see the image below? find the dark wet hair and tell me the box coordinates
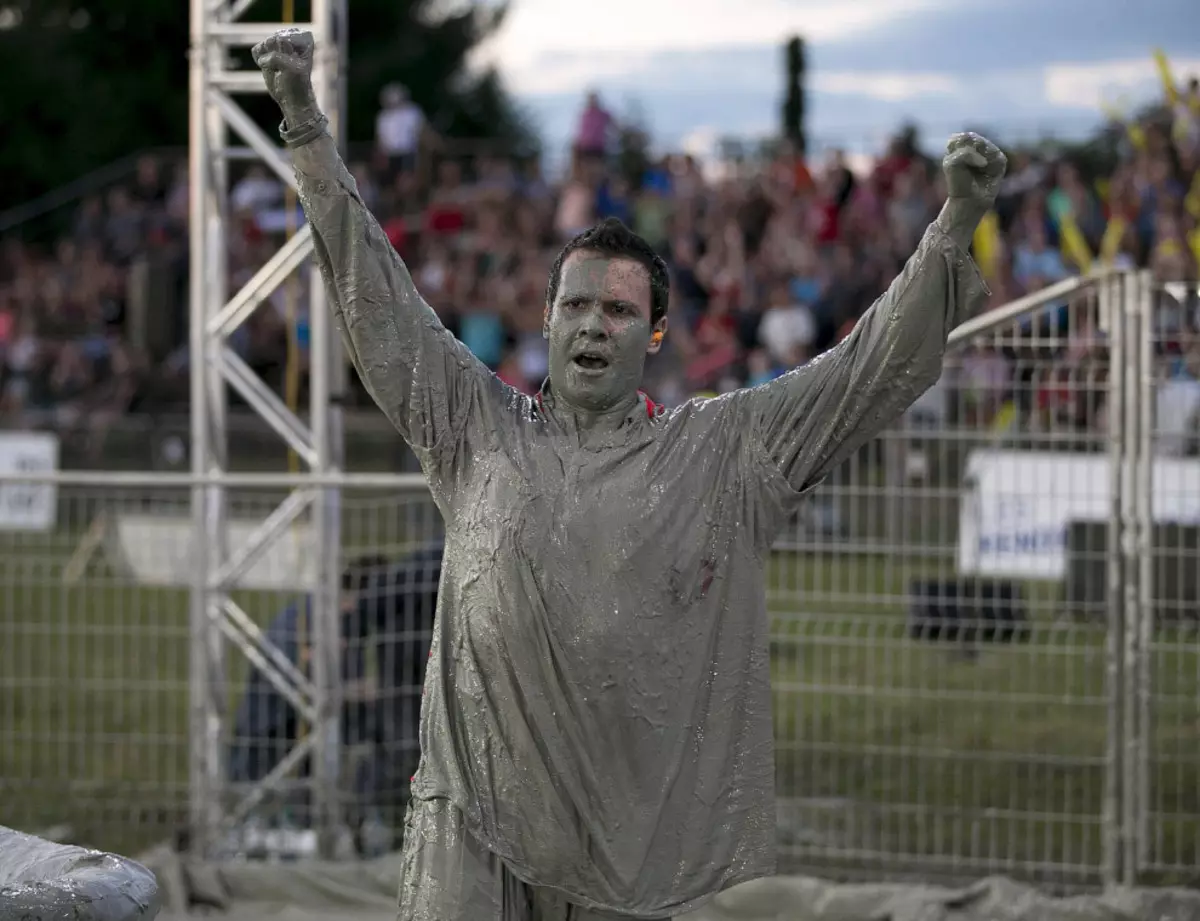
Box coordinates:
[546,217,670,324]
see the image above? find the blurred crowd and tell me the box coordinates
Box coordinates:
[2,78,1200,456]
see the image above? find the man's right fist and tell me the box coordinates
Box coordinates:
[252,28,317,116]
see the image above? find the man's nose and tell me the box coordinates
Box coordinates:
[577,306,609,338]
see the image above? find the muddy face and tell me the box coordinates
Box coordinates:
[545,252,665,414]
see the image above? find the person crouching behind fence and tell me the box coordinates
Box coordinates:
[353,541,444,823]
[226,556,388,810]
[226,549,444,849]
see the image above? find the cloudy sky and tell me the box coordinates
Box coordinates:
[470,0,1200,162]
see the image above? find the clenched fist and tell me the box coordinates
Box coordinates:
[252,27,318,123]
[941,132,1007,209]
[934,132,1007,247]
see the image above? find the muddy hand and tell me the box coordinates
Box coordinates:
[252,27,318,121]
[942,132,1007,209]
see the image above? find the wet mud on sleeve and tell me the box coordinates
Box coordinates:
[739,222,989,500]
[289,133,495,470]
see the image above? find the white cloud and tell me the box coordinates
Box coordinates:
[502,50,659,98]
[474,0,960,97]
[815,71,961,101]
[678,126,723,158]
[1042,57,1200,110]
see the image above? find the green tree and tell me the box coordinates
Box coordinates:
[0,0,536,212]
[780,35,806,155]
[0,0,189,212]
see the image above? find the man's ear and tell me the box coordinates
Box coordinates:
[647,316,668,355]
[542,304,551,339]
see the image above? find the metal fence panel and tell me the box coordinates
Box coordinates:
[1136,277,1200,885]
[0,480,443,858]
[770,280,1121,887]
[0,483,192,856]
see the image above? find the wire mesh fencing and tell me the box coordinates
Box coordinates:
[770,279,1127,887]
[0,478,443,859]
[1,276,1196,888]
[0,481,192,856]
[1137,278,1200,885]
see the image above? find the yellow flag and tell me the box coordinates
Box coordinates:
[1185,171,1200,220]
[1059,212,1094,272]
[1099,217,1127,265]
[990,401,1017,434]
[1094,179,1111,202]
[1101,98,1147,151]
[973,210,1002,281]
[1127,122,1148,151]
[1188,229,1200,272]
[1154,49,1179,108]
[1158,238,1182,259]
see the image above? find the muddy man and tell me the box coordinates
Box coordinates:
[255,27,1006,921]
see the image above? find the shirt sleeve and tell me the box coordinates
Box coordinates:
[735,221,989,502]
[289,131,495,480]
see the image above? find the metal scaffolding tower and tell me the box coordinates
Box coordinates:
[187,0,347,857]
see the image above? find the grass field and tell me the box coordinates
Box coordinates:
[2,510,1199,887]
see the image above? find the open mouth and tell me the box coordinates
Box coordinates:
[573,353,610,371]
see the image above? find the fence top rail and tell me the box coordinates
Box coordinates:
[947,269,1123,348]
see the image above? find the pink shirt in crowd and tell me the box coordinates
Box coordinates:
[576,104,611,153]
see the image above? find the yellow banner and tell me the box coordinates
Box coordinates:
[1059,212,1094,272]
[1154,49,1179,108]
[973,210,1002,281]
[1101,99,1147,151]
[1186,171,1200,220]
[1099,217,1127,264]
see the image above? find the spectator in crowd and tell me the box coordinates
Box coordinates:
[375,83,426,181]
[2,82,1199,455]
[573,90,614,166]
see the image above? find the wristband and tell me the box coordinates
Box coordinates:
[280,112,329,149]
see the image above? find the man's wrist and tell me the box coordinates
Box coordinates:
[936,199,989,252]
[280,92,321,130]
[279,103,328,149]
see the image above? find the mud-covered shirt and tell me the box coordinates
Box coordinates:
[292,133,988,919]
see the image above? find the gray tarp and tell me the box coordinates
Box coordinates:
[0,826,160,921]
[142,848,1200,921]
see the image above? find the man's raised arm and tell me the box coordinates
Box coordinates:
[253,29,488,461]
[735,133,1007,497]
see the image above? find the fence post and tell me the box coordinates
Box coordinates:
[1102,270,1126,889]
[1117,269,1150,887]
[1133,269,1156,880]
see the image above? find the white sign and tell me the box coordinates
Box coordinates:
[0,432,59,531]
[957,450,1200,580]
[110,514,316,590]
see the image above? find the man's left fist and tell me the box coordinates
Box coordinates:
[942,132,1007,209]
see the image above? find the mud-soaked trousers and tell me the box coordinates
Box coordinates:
[397,797,671,921]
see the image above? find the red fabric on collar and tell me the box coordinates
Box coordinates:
[535,390,662,419]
